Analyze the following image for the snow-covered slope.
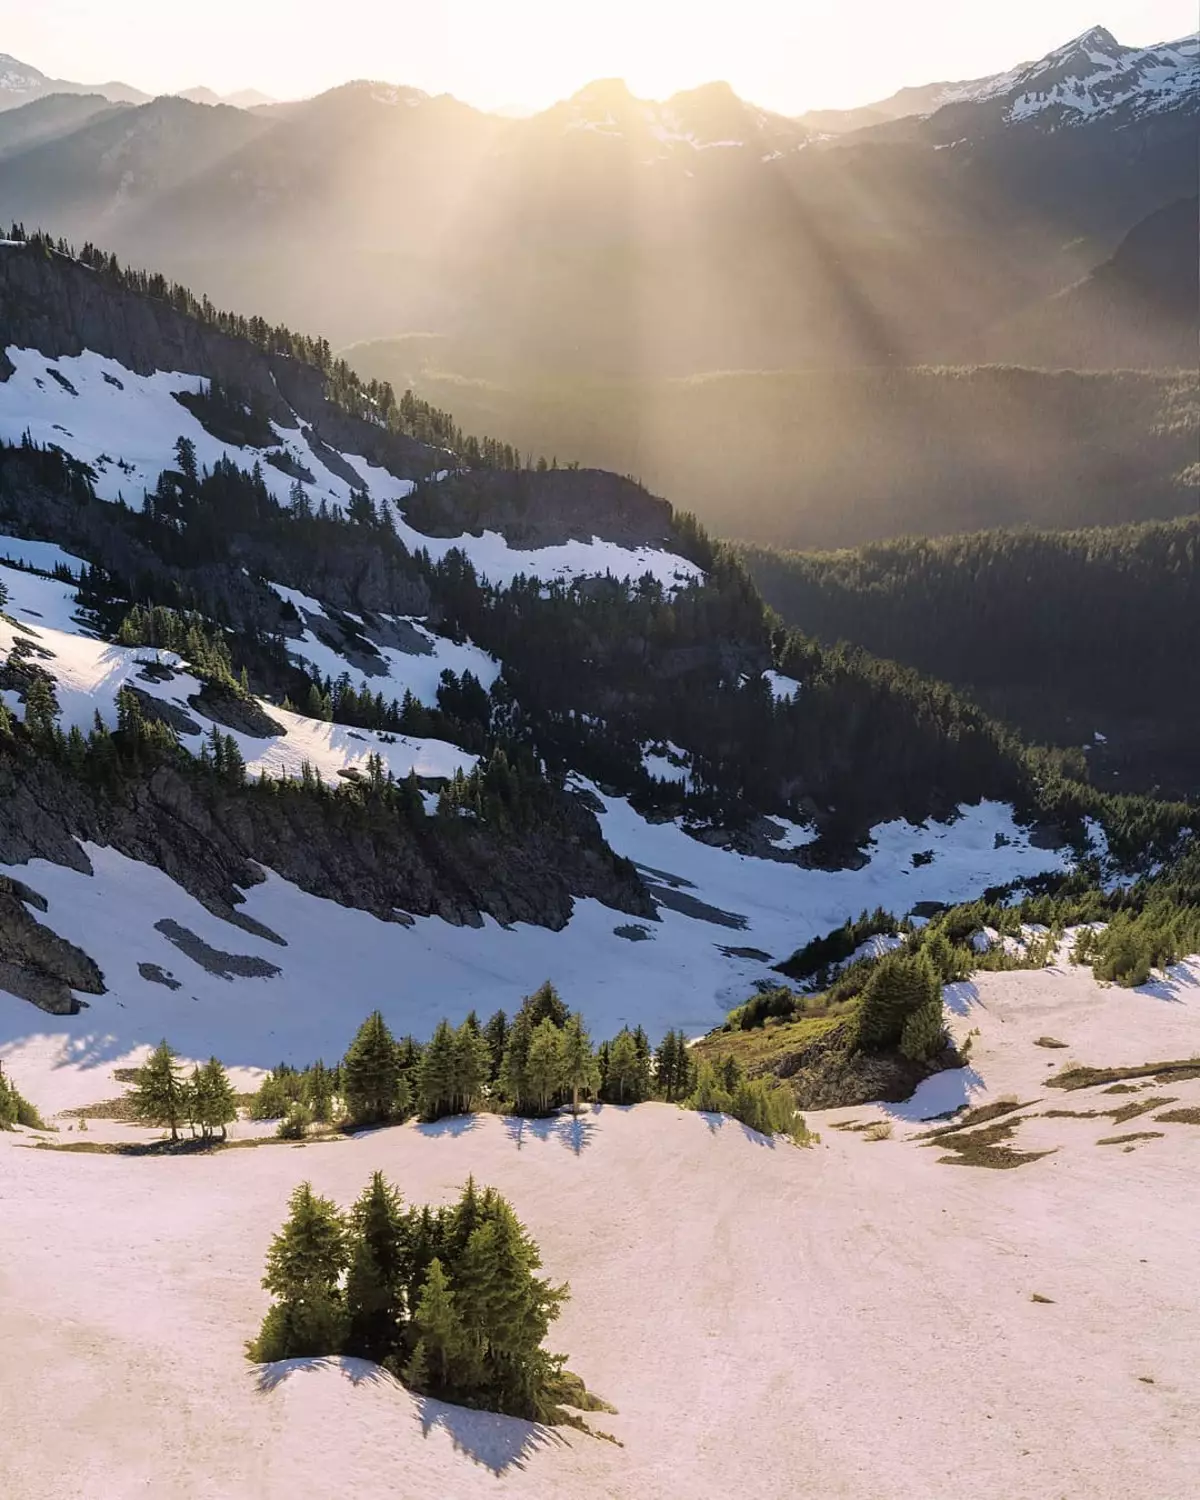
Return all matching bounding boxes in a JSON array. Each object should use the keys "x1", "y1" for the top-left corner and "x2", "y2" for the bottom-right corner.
[
  {"x1": 2, "y1": 959, "x2": 1198, "y2": 1499},
  {"x1": 0, "y1": 346, "x2": 702, "y2": 593},
  {"x1": 0, "y1": 547, "x2": 1078, "y2": 1100}
]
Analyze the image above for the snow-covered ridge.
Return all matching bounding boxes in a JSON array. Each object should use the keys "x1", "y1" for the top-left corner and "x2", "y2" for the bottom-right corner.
[
  {"x1": 0, "y1": 347, "x2": 703, "y2": 593},
  {"x1": 929, "y1": 26, "x2": 1199, "y2": 126}
]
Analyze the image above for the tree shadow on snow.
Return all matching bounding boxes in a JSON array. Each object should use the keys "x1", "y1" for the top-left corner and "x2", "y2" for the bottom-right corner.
[
  {"x1": 414, "y1": 1395, "x2": 565, "y2": 1475},
  {"x1": 252, "y1": 1354, "x2": 394, "y2": 1395},
  {"x1": 1136, "y1": 959, "x2": 1199, "y2": 1005},
  {"x1": 251, "y1": 1359, "x2": 561, "y2": 1474},
  {"x1": 416, "y1": 1114, "x2": 480, "y2": 1140},
  {"x1": 943, "y1": 980, "x2": 982, "y2": 1018},
  {"x1": 502, "y1": 1108, "x2": 597, "y2": 1156}
]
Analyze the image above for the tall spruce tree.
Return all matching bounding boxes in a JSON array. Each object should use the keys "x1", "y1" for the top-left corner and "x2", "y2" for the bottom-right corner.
[
  {"x1": 558, "y1": 1013, "x2": 598, "y2": 1115},
  {"x1": 603, "y1": 1028, "x2": 650, "y2": 1104},
  {"x1": 190, "y1": 1056, "x2": 238, "y2": 1141},
  {"x1": 345, "y1": 1172, "x2": 409, "y2": 1364},
  {"x1": 416, "y1": 1020, "x2": 458, "y2": 1120},
  {"x1": 250, "y1": 1182, "x2": 349, "y2": 1363},
  {"x1": 130, "y1": 1040, "x2": 188, "y2": 1141},
  {"x1": 524, "y1": 1018, "x2": 565, "y2": 1114},
  {"x1": 407, "y1": 1257, "x2": 464, "y2": 1392},
  {"x1": 343, "y1": 1011, "x2": 407, "y2": 1126}
]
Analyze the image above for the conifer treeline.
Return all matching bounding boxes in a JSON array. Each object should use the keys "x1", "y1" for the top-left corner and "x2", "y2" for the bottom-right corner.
[{"x1": 739, "y1": 518, "x2": 1200, "y2": 792}]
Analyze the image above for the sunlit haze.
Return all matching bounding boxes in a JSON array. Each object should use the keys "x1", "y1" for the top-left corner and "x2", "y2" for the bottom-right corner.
[{"x1": 2, "y1": 0, "x2": 1196, "y2": 111}]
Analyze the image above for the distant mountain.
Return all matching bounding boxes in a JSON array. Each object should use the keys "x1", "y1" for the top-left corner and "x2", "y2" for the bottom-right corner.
[
  {"x1": 175, "y1": 85, "x2": 276, "y2": 108},
  {"x1": 805, "y1": 27, "x2": 1199, "y2": 134},
  {"x1": 0, "y1": 28, "x2": 1192, "y2": 373},
  {"x1": 529, "y1": 76, "x2": 811, "y2": 160},
  {"x1": 0, "y1": 52, "x2": 148, "y2": 110},
  {"x1": 0, "y1": 50, "x2": 272, "y2": 112},
  {"x1": 984, "y1": 196, "x2": 1200, "y2": 369},
  {"x1": 0, "y1": 92, "x2": 125, "y2": 159}
]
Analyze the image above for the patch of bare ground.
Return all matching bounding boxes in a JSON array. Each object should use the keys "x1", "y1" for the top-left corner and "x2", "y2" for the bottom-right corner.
[
  {"x1": 1033, "y1": 1037, "x2": 1069, "y2": 1049},
  {"x1": 1096, "y1": 1132, "x2": 1165, "y2": 1148},
  {"x1": 58, "y1": 1096, "x2": 140, "y2": 1122},
  {"x1": 913, "y1": 1097, "x2": 1036, "y2": 1141},
  {"x1": 1047, "y1": 1060, "x2": 1200, "y2": 1092},
  {"x1": 1154, "y1": 1107, "x2": 1200, "y2": 1125},
  {"x1": 929, "y1": 1115, "x2": 1053, "y2": 1170},
  {"x1": 26, "y1": 1131, "x2": 345, "y2": 1157}
]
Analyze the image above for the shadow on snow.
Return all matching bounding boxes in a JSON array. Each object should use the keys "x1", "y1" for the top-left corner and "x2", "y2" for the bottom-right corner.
[{"x1": 251, "y1": 1355, "x2": 564, "y2": 1475}]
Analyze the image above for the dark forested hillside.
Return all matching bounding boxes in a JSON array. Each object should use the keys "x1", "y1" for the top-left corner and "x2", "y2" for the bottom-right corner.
[{"x1": 741, "y1": 519, "x2": 1200, "y2": 797}]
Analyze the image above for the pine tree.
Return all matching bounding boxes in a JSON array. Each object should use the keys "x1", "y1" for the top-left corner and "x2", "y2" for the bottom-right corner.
[
  {"x1": 482, "y1": 1010, "x2": 508, "y2": 1080},
  {"x1": 602, "y1": 1028, "x2": 650, "y2": 1104},
  {"x1": 558, "y1": 1013, "x2": 598, "y2": 1115},
  {"x1": 250, "y1": 1183, "x2": 349, "y2": 1362},
  {"x1": 342, "y1": 1011, "x2": 406, "y2": 1126},
  {"x1": 303, "y1": 1060, "x2": 333, "y2": 1123},
  {"x1": 345, "y1": 1172, "x2": 408, "y2": 1363},
  {"x1": 191, "y1": 1056, "x2": 238, "y2": 1140},
  {"x1": 129, "y1": 1039, "x2": 188, "y2": 1141},
  {"x1": 409, "y1": 1257, "x2": 464, "y2": 1391},
  {"x1": 454, "y1": 1020, "x2": 493, "y2": 1113},
  {"x1": 855, "y1": 951, "x2": 941, "y2": 1052},
  {"x1": 524, "y1": 1018, "x2": 565, "y2": 1114},
  {"x1": 416, "y1": 1019, "x2": 458, "y2": 1120},
  {"x1": 22, "y1": 674, "x2": 60, "y2": 742},
  {"x1": 688, "y1": 1061, "x2": 732, "y2": 1116}
]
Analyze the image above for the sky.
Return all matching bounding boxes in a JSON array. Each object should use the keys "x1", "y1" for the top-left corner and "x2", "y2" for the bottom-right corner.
[{"x1": 1, "y1": 0, "x2": 1195, "y2": 113}]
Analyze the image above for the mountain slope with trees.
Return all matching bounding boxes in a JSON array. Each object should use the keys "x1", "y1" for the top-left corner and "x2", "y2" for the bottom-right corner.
[{"x1": 740, "y1": 518, "x2": 1200, "y2": 797}]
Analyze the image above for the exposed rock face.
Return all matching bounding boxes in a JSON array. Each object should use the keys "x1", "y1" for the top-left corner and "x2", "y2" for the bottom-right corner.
[
  {"x1": 0, "y1": 245, "x2": 437, "y2": 479},
  {"x1": 0, "y1": 874, "x2": 105, "y2": 1013},
  {"x1": 188, "y1": 686, "x2": 285, "y2": 738},
  {"x1": 0, "y1": 747, "x2": 655, "y2": 1013},
  {"x1": 402, "y1": 467, "x2": 682, "y2": 550}
]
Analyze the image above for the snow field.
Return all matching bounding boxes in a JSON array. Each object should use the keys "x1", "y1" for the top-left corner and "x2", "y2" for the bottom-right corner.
[{"x1": 1, "y1": 960, "x2": 1198, "y2": 1499}]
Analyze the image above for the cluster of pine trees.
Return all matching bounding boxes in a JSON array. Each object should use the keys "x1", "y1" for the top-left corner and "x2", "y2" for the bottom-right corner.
[
  {"x1": 248, "y1": 1174, "x2": 585, "y2": 1422},
  {"x1": 242, "y1": 984, "x2": 800, "y2": 1141},
  {"x1": 126, "y1": 1041, "x2": 240, "y2": 1142},
  {"x1": 115, "y1": 600, "x2": 243, "y2": 692}
]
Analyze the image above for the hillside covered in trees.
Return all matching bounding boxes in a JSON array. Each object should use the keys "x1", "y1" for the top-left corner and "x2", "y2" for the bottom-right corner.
[{"x1": 741, "y1": 518, "x2": 1200, "y2": 799}]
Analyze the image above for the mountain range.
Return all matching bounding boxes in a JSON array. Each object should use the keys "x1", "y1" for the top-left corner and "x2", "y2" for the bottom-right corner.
[
  {"x1": 0, "y1": 25, "x2": 1192, "y2": 374},
  {"x1": 0, "y1": 52, "x2": 271, "y2": 111}
]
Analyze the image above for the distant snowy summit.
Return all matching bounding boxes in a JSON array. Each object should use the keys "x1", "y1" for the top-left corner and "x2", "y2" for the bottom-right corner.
[{"x1": 802, "y1": 26, "x2": 1200, "y2": 133}]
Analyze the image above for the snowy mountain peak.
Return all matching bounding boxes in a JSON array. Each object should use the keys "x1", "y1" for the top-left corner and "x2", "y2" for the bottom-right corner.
[
  {"x1": 0, "y1": 53, "x2": 48, "y2": 96},
  {"x1": 1059, "y1": 25, "x2": 1122, "y2": 55}
]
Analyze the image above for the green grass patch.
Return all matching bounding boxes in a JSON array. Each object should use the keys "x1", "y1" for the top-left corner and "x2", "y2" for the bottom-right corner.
[
  {"x1": 1154, "y1": 1107, "x2": 1200, "y2": 1124},
  {"x1": 693, "y1": 1013, "x2": 842, "y2": 1073},
  {"x1": 1096, "y1": 1132, "x2": 1165, "y2": 1147}
]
